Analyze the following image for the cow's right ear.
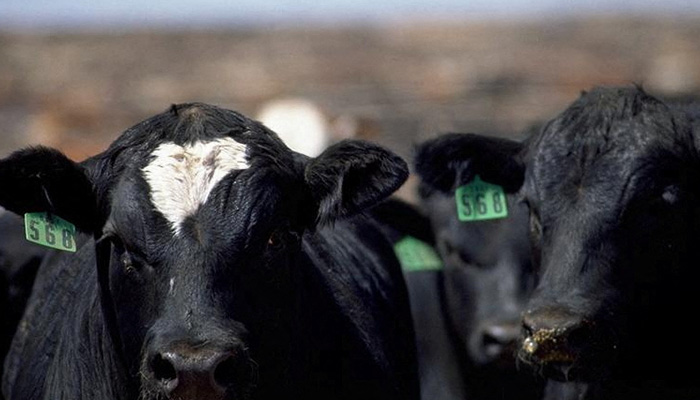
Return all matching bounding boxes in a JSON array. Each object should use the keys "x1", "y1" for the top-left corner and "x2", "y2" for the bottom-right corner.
[
  {"x1": 304, "y1": 140, "x2": 408, "y2": 226},
  {"x1": 414, "y1": 133, "x2": 525, "y2": 196},
  {"x1": 0, "y1": 146, "x2": 98, "y2": 233}
]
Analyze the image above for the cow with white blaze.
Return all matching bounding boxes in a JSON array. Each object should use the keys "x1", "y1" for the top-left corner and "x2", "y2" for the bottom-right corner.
[{"x1": 0, "y1": 103, "x2": 419, "y2": 400}]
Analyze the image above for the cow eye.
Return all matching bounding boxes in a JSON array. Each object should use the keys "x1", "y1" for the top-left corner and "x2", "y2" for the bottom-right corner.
[
  {"x1": 105, "y1": 235, "x2": 145, "y2": 273},
  {"x1": 121, "y1": 253, "x2": 137, "y2": 274},
  {"x1": 529, "y1": 211, "x2": 543, "y2": 243},
  {"x1": 521, "y1": 196, "x2": 542, "y2": 239},
  {"x1": 267, "y1": 229, "x2": 291, "y2": 249},
  {"x1": 438, "y1": 239, "x2": 456, "y2": 258},
  {"x1": 660, "y1": 185, "x2": 680, "y2": 205},
  {"x1": 439, "y1": 239, "x2": 478, "y2": 267},
  {"x1": 642, "y1": 184, "x2": 682, "y2": 217},
  {"x1": 266, "y1": 226, "x2": 302, "y2": 252},
  {"x1": 267, "y1": 232, "x2": 281, "y2": 247}
]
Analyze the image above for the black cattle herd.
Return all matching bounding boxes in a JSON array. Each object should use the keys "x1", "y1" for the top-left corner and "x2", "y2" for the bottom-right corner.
[{"x1": 0, "y1": 86, "x2": 698, "y2": 400}]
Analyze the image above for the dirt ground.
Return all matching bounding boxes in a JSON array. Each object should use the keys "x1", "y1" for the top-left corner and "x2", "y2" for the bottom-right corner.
[{"x1": 1, "y1": 16, "x2": 699, "y2": 201}]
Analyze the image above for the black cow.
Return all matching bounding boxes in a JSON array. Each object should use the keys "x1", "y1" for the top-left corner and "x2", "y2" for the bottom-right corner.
[
  {"x1": 437, "y1": 86, "x2": 700, "y2": 399},
  {"x1": 367, "y1": 198, "x2": 465, "y2": 400},
  {"x1": 407, "y1": 135, "x2": 542, "y2": 400},
  {"x1": 0, "y1": 211, "x2": 48, "y2": 400},
  {"x1": 0, "y1": 103, "x2": 419, "y2": 400}
]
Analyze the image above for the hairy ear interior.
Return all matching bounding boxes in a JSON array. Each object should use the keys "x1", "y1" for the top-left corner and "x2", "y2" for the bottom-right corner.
[
  {"x1": 414, "y1": 133, "x2": 525, "y2": 196},
  {"x1": 0, "y1": 146, "x2": 98, "y2": 233},
  {"x1": 305, "y1": 140, "x2": 409, "y2": 226}
]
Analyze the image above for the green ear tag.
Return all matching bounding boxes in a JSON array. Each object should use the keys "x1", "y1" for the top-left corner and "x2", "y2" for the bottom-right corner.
[
  {"x1": 394, "y1": 236, "x2": 443, "y2": 272},
  {"x1": 24, "y1": 212, "x2": 77, "y2": 252},
  {"x1": 455, "y1": 175, "x2": 508, "y2": 222}
]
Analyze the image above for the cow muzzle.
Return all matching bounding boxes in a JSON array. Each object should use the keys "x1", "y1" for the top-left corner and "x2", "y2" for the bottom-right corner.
[
  {"x1": 518, "y1": 307, "x2": 608, "y2": 381},
  {"x1": 472, "y1": 320, "x2": 521, "y2": 368},
  {"x1": 145, "y1": 342, "x2": 255, "y2": 400}
]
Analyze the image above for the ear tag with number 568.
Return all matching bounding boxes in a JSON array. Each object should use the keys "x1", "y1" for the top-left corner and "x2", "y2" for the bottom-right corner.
[
  {"x1": 455, "y1": 175, "x2": 508, "y2": 222},
  {"x1": 24, "y1": 212, "x2": 77, "y2": 252}
]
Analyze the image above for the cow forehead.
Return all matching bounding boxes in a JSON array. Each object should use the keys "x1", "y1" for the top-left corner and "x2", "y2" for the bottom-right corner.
[
  {"x1": 530, "y1": 118, "x2": 690, "y2": 189},
  {"x1": 142, "y1": 137, "x2": 249, "y2": 235}
]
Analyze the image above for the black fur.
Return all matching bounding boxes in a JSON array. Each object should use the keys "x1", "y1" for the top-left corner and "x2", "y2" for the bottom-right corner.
[
  {"x1": 415, "y1": 133, "x2": 524, "y2": 196},
  {"x1": 439, "y1": 86, "x2": 700, "y2": 399},
  {"x1": 306, "y1": 140, "x2": 409, "y2": 226},
  {"x1": 0, "y1": 103, "x2": 417, "y2": 400},
  {"x1": 414, "y1": 136, "x2": 543, "y2": 400},
  {"x1": 0, "y1": 147, "x2": 98, "y2": 232},
  {"x1": 0, "y1": 213, "x2": 48, "y2": 400}
]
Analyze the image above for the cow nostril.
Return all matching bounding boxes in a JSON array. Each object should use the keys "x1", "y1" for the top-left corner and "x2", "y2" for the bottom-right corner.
[
  {"x1": 483, "y1": 332, "x2": 504, "y2": 347},
  {"x1": 482, "y1": 332, "x2": 508, "y2": 359},
  {"x1": 213, "y1": 355, "x2": 239, "y2": 388},
  {"x1": 151, "y1": 353, "x2": 177, "y2": 382},
  {"x1": 483, "y1": 327, "x2": 517, "y2": 347},
  {"x1": 480, "y1": 323, "x2": 520, "y2": 361}
]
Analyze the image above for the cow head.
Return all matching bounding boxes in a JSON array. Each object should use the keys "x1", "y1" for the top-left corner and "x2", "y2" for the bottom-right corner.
[
  {"x1": 517, "y1": 87, "x2": 700, "y2": 382},
  {"x1": 0, "y1": 103, "x2": 408, "y2": 400},
  {"x1": 414, "y1": 133, "x2": 535, "y2": 371},
  {"x1": 426, "y1": 87, "x2": 700, "y2": 383}
]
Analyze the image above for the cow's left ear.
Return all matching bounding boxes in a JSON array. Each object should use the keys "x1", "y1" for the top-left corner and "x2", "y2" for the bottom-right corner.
[
  {"x1": 415, "y1": 133, "x2": 525, "y2": 196},
  {"x1": 0, "y1": 146, "x2": 98, "y2": 233},
  {"x1": 304, "y1": 140, "x2": 408, "y2": 225}
]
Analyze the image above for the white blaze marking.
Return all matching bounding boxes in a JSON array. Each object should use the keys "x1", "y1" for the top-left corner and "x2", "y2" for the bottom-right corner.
[
  {"x1": 169, "y1": 278, "x2": 175, "y2": 295},
  {"x1": 142, "y1": 138, "x2": 249, "y2": 235}
]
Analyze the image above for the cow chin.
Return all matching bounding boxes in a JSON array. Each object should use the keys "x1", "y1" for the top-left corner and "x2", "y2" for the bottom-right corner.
[
  {"x1": 137, "y1": 385, "x2": 254, "y2": 400},
  {"x1": 138, "y1": 369, "x2": 257, "y2": 400}
]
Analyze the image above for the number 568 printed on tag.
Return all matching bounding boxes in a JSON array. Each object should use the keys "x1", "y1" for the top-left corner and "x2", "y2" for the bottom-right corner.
[
  {"x1": 455, "y1": 175, "x2": 509, "y2": 222},
  {"x1": 24, "y1": 212, "x2": 77, "y2": 252}
]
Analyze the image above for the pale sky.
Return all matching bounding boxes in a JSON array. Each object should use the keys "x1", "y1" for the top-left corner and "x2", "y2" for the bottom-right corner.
[{"x1": 2, "y1": 0, "x2": 700, "y2": 30}]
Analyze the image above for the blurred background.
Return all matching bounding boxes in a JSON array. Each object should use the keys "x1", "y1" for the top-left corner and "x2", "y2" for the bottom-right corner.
[{"x1": 2, "y1": 0, "x2": 700, "y2": 201}]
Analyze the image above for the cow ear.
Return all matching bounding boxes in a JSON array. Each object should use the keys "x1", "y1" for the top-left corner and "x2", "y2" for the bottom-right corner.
[
  {"x1": 415, "y1": 133, "x2": 525, "y2": 196},
  {"x1": 304, "y1": 140, "x2": 408, "y2": 225},
  {"x1": 0, "y1": 146, "x2": 98, "y2": 233}
]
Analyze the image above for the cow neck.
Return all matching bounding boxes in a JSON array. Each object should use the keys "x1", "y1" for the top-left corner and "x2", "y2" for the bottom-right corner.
[
  {"x1": 43, "y1": 183, "x2": 126, "y2": 369},
  {"x1": 94, "y1": 233, "x2": 130, "y2": 383}
]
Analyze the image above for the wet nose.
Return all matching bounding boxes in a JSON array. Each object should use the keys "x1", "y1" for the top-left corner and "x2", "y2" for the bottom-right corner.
[
  {"x1": 149, "y1": 346, "x2": 243, "y2": 398},
  {"x1": 522, "y1": 307, "x2": 584, "y2": 332},
  {"x1": 520, "y1": 308, "x2": 591, "y2": 363}
]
